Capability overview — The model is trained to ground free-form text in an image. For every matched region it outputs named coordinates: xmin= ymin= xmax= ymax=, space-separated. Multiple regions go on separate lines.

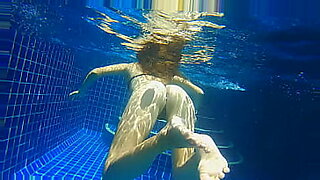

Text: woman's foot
xmin=160 ymin=116 xmax=230 ymax=180
xmin=197 ymin=136 xmax=230 ymax=180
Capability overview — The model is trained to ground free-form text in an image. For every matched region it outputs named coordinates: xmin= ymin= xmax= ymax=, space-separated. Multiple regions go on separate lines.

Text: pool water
xmin=1 ymin=1 xmax=319 ymax=180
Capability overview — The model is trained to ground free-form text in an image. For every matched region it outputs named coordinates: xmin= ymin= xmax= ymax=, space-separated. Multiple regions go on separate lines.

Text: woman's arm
xmin=91 ymin=63 xmax=132 ymax=76
xmin=172 ymin=75 xmax=204 ymax=94
xmin=70 ymin=63 xmax=131 ymax=96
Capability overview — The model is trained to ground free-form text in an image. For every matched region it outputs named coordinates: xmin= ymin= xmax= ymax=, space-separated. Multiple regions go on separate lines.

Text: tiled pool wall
xmin=0 ymin=30 xmax=132 ymax=179
xmin=83 ymin=75 xmax=129 ymax=132
xmin=0 ymin=28 xmax=87 ymax=178
xmin=0 ymin=2 xmax=132 ymax=179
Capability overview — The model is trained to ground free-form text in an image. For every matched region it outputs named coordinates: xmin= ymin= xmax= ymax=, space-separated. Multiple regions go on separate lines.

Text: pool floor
xmin=14 ymin=129 xmax=172 ymax=180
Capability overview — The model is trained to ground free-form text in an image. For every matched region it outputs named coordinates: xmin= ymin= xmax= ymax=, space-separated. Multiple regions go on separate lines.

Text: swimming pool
xmin=1 ymin=0 xmax=319 ymax=180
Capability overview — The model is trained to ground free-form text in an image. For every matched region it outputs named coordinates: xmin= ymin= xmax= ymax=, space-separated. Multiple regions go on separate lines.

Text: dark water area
xmin=199 ymin=23 xmax=320 ymax=179
xmin=202 ymin=83 xmax=319 ymax=179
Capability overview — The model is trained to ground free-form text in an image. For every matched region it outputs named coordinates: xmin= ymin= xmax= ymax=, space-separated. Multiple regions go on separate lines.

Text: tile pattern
xmin=83 ymin=75 xmax=129 ymax=132
xmin=16 ymin=129 xmax=172 ymax=180
xmin=0 ymin=28 xmax=172 ymax=179
xmin=0 ymin=29 xmax=86 ymax=179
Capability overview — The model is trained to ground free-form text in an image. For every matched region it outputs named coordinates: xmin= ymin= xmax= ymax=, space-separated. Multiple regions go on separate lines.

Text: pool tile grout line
xmin=14 ymin=128 xmax=172 ymax=180
xmin=15 ymin=129 xmax=100 ymax=178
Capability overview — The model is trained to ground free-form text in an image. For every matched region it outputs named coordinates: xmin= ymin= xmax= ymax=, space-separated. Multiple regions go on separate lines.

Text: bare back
xmin=126 ymin=63 xmax=172 ymax=90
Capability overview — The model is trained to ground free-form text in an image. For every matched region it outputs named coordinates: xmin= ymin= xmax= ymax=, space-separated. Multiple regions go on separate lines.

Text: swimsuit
xmin=128 ymin=74 xmax=153 ymax=88
xmin=129 ymin=74 xmax=152 ymax=83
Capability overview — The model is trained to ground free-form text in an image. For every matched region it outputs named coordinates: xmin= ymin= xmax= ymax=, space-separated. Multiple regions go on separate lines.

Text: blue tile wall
xmin=0 ymin=1 xmax=14 ymax=175
xmin=0 ymin=29 xmax=86 ymax=179
xmin=0 ymin=2 xmax=173 ymax=179
xmin=84 ymin=75 xmax=129 ymax=132
xmin=15 ymin=129 xmax=171 ymax=179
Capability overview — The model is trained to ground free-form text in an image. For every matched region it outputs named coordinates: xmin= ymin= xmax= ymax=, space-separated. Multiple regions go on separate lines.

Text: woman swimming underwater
xmin=70 ymin=38 xmax=230 ymax=180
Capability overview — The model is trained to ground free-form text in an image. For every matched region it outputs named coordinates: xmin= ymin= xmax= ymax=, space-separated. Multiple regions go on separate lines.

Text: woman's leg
xmin=103 ymin=81 xmax=167 ymax=179
xmin=165 ymin=85 xmax=230 ymax=180
xmin=165 ymin=85 xmax=198 ymax=178
xmin=103 ymin=82 xmax=229 ymax=179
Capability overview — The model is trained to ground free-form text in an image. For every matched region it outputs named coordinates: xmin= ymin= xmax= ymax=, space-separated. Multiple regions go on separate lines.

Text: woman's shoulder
xmin=123 ymin=62 xmax=138 ymax=69
xmin=109 ymin=62 xmax=137 ymax=70
xmin=125 ymin=62 xmax=144 ymax=75
xmin=120 ymin=62 xmax=138 ymax=67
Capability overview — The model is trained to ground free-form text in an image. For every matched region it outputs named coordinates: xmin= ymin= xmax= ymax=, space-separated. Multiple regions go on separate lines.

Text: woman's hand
xmin=196 ymin=87 xmax=205 ymax=95
xmin=69 ymin=90 xmax=83 ymax=100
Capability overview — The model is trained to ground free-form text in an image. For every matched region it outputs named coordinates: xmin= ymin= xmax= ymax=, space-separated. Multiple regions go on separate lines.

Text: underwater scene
xmin=0 ymin=0 xmax=319 ymax=180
